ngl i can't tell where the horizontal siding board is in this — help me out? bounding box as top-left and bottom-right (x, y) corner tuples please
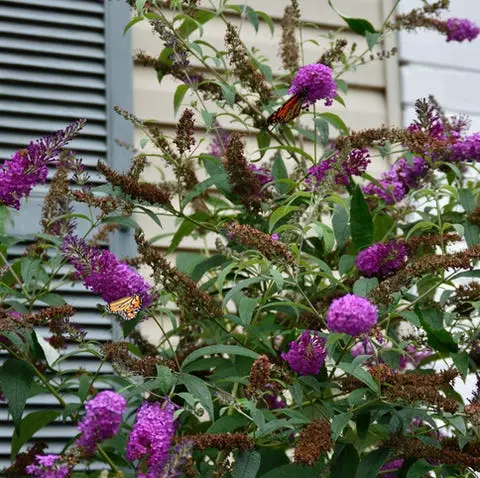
(401, 64), (480, 116)
(0, 21), (104, 44)
(3, 0), (104, 14)
(133, 18), (385, 88)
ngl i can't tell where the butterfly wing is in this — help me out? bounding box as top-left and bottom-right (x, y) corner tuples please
(106, 295), (142, 320)
(266, 93), (305, 126)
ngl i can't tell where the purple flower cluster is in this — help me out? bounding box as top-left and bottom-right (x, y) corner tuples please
(379, 458), (404, 478)
(450, 132), (480, 162)
(355, 241), (408, 278)
(127, 400), (177, 478)
(281, 330), (327, 376)
(0, 120), (86, 210)
(326, 294), (378, 336)
(264, 383), (286, 409)
(61, 235), (152, 305)
(400, 345), (433, 369)
(289, 63), (336, 106)
(248, 163), (273, 185)
(158, 441), (194, 478)
(77, 391), (126, 454)
(207, 128), (231, 158)
(306, 148), (370, 189)
(363, 156), (428, 204)
(444, 18), (480, 42)
(26, 455), (69, 478)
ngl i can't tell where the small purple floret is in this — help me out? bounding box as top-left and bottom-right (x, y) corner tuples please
(450, 133), (480, 162)
(289, 63), (336, 106)
(26, 454), (69, 478)
(355, 241), (408, 278)
(77, 390), (126, 454)
(380, 458), (404, 478)
(326, 294), (378, 336)
(281, 330), (327, 375)
(444, 18), (480, 42)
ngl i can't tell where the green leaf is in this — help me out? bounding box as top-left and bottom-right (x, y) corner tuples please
(355, 448), (390, 478)
(318, 112), (349, 135)
(336, 79), (348, 94)
(181, 178), (216, 210)
(459, 188), (476, 213)
(452, 351), (469, 381)
(257, 130), (271, 158)
(21, 257), (41, 288)
(315, 117), (329, 146)
(269, 206), (298, 232)
(153, 365), (173, 394)
(353, 277), (378, 297)
(331, 444), (359, 478)
(11, 410), (60, 460)
(448, 415), (466, 436)
(182, 373), (214, 420)
(272, 154), (289, 194)
(181, 345), (259, 369)
(174, 84), (189, 115)
(34, 331), (60, 368)
(38, 293), (66, 306)
(167, 211), (210, 254)
(200, 154), (232, 194)
(355, 413), (370, 441)
(136, 205), (163, 228)
(406, 459), (432, 478)
(102, 215), (139, 229)
(123, 15), (144, 35)
(239, 296), (260, 327)
(366, 32), (381, 50)
(256, 11), (275, 35)
(177, 10), (216, 37)
(223, 277), (265, 306)
(339, 254), (356, 275)
(0, 359), (34, 430)
(350, 185), (373, 250)
(416, 306), (458, 354)
(465, 223), (480, 247)
(221, 83), (236, 106)
(332, 412), (352, 441)
(201, 110), (215, 128)
(406, 220), (438, 239)
(208, 414), (250, 433)
(343, 17), (376, 36)
(338, 362), (378, 392)
(260, 464), (320, 478)
(332, 205), (350, 249)
(233, 450), (261, 478)
(78, 374), (90, 401)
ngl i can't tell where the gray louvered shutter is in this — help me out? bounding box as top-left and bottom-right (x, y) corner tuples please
(0, 0), (133, 467)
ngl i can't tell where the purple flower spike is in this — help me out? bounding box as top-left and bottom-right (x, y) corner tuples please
(26, 454), (69, 478)
(281, 330), (327, 375)
(444, 18), (480, 42)
(61, 234), (152, 306)
(450, 133), (480, 162)
(0, 120), (86, 209)
(379, 458), (404, 478)
(248, 163), (273, 185)
(289, 63), (336, 106)
(127, 401), (177, 477)
(355, 241), (408, 278)
(326, 294), (378, 336)
(77, 391), (127, 455)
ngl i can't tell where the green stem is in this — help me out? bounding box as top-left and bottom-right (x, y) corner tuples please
(97, 444), (122, 475)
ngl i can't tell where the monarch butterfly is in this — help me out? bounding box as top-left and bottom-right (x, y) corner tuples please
(266, 91), (307, 127)
(105, 294), (142, 320)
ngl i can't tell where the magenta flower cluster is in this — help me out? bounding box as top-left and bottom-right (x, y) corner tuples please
(0, 120), (85, 210)
(363, 156), (428, 204)
(248, 163), (274, 185)
(326, 294), (378, 336)
(77, 390), (127, 454)
(355, 241), (408, 278)
(127, 400), (177, 478)
(289, 63), (337, 106)
(380, 458), (405, 478)
(306, 148), (370, 189)
(281, 330), (327, 375)
(444, 18), (480, 42)
(26, 455), (69, 478)
(61, 235), (152, 305)
(450, 132), (480, 162)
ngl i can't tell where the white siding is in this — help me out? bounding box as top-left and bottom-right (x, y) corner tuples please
(399, 0), (480, 129)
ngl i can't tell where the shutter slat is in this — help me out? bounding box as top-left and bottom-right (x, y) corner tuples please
(0, 116), (106, 136)
(2, 0), (104, 14)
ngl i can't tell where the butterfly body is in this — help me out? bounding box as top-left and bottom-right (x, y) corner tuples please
(266, 92), (307, 127)
(106, 294), (142, 320)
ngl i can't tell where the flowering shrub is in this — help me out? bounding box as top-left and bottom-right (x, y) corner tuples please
(2, 1), (480, 477)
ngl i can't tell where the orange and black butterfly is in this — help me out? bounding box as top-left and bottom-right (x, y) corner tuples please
(105, 294), (142, 320)
(266, 91), (307, 127)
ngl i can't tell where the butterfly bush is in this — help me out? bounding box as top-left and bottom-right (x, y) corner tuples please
(3, 1), (480, 477)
